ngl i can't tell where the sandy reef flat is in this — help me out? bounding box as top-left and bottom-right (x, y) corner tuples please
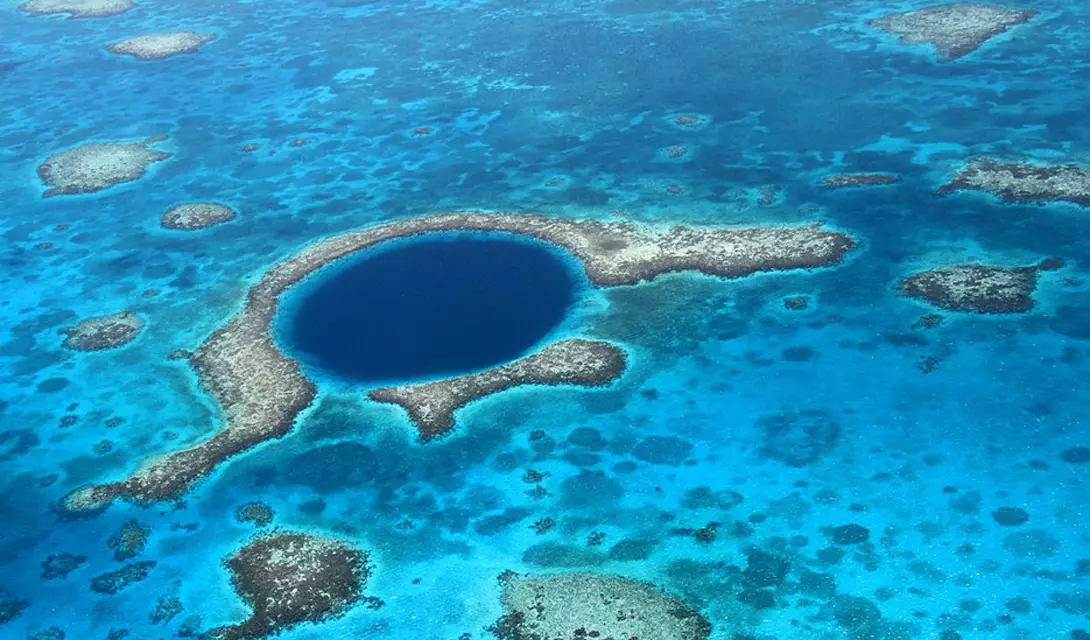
(107, 32), (218, 61)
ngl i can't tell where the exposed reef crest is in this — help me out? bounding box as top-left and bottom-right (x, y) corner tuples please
(107, 32), (217, 61)
(370, 338), (627, 441)
(38, 137), (170, 197)
(940, 157), (1090, 207)
(62, 211), (854, 513)
(868, 3), (1035, 61)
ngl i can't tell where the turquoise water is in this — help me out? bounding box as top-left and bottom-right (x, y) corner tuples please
(2, 0), (1090, 639)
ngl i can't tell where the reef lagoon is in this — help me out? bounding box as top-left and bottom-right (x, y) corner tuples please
(2, 0), (1090, 639)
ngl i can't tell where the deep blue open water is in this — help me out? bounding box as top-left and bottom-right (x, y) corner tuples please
(2, 0), (1090, 639)
(279, 235), (580, 384)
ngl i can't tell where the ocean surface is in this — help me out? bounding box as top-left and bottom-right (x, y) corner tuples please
(2, 0), (1089, 639)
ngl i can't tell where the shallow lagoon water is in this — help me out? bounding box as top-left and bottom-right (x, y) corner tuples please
(1, 0), (1090, 639)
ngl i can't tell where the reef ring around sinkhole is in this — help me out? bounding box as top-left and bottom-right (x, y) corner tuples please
(61, 210), (856, 515)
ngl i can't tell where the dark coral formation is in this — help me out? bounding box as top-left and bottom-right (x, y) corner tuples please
(108, 520), (150, 561)
(370, 339), (626, 441)
(90, 561), (156, 594)
(490, 571), (711, 640)
(160, 202), (237, 230)
(19, 0), (134, 17)
(60, 311), (144, 351)
(783, 295), (810, 311)
(208, 532), (370, 640)
(939, 157), (1090, 207)
(41, 553), (87, 579)
(868, 3), (1036, 61)
(0, 597), (29, 624)
(899, 260), (1058, 313)
(235, 501), (275, 527)
(821, 173), (900, 189)
(758, 409), (841, 467)
(38, 137), (171, 197)
(62, 212), (854, 512)
(107, 32), (218, 61)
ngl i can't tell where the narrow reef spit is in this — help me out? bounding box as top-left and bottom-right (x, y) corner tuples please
(490, 571), (711, 640)
(107, 32), (217, 61)
(38, 137), (170, 197)
(939, 157), (1090, 207)
(160, 202), (237, 230)
(208, 532), (370, 640)
(868, 3), (1036, 61)
(19, 0), (134, 18)
(821, 173), (900, 189)
(370, 338), (626, 441)
(61, 311), (144, 351)
(61, 211), (854, 513)
(899, 259), (1061, 313)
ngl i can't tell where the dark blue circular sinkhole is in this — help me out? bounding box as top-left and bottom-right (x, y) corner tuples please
(278, 233), (581, 384)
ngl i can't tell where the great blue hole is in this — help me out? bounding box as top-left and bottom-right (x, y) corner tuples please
(277, 233), (581, 384)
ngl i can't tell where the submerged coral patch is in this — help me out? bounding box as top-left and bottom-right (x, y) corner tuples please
(898, 260), (1057, 313)
(490, 571), (711, 640)
(107, 32), (217, 61)
(939, 157), (1090, 207)
(369, 339), (626, 441)
(38, 138), (170, 197)
(868, 3), (1036, 61)
(209, 531), (370, 639)
(61, 311), (144, 351)
(19, 0), (134, 18)
(62, 211), (854, 512)
(160, 202), (237, 230)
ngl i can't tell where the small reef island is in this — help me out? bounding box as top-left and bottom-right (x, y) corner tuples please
(38, 137), (170, 197)
(60, 311), (145, 351)
(868, 3), (1036, 61)
(19, 0), (134, 18)
(899, 259), (1062, 313)
(62, 211), (855, 514)
(107, 32), (218, 61)
(208, 531), (370, 639)
(161, 202), (237, 230)
(370, 338), (627, 441)
(490, 571), (711, 640)
(939, 157), (1090, 207)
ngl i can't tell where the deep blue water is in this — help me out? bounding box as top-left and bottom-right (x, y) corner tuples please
(280, 235), (578, 383)
(1, 0), (1090, 639)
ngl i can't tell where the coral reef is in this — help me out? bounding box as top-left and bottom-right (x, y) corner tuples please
(759, 409), (841, 467)
(90, 561), (156, 594)
(370, 339), (626, 441)
(489, 571), (711, 640)
(107, 32), (217, 61)
(108, 520), (150, 561)
(19, 0), (134, 18)
(821, 173), (900, 189)
(41, 553), (87, 579)
(60, 311), (144, 351)
(939, 157), (1090, 207)
(160, 202), (237, 230)
(868, 3), (1036, 61)
(0, 598), (29, 624)
(38, 138), (171, 197)
(235, 501), (275, 527)
(62, 211), (854, 512)
(208, 531), (370, 639)
(898, 260), (1059, 313)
